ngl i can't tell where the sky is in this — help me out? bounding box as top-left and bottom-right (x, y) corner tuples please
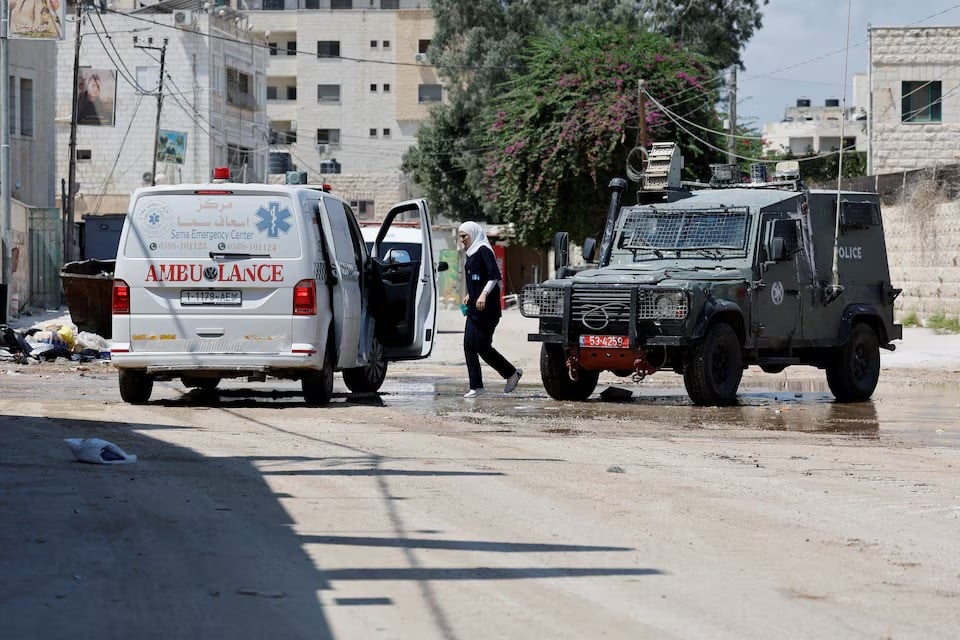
(738, 0), (960, 127)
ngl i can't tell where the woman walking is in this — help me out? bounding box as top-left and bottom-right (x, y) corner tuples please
(458, 221), (521, 398)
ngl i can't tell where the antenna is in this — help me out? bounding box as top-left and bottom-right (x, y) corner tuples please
(830, 0), (854, 293)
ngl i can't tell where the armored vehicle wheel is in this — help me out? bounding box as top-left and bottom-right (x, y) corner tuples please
(759, 364), (787, 374)
(180, 375), (220, 390)
(541, 344), (599, 401)
(119, 369), (154, 404)
(826, 322), (880, 402)
(302, 356), (334, 406)
(683, 322), (743, 406)
(342, 338), (388, 393)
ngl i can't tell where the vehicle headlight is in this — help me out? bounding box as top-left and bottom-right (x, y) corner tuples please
(642, 291), (688, 320)
(521, 285), (564, 318)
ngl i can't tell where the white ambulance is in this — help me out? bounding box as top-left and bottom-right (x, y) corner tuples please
(111, 171), (442, 405)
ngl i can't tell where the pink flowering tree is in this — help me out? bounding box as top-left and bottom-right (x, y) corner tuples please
(482, 26), (722, 247)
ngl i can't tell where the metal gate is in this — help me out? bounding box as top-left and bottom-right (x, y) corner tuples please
(28, 207), (62, 310)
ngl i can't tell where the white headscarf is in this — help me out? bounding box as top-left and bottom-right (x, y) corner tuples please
(458, 221), (493, 257)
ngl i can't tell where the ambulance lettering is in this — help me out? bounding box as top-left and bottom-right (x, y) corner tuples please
(145, 263), (284, 282)
(838, 246), (862, 260)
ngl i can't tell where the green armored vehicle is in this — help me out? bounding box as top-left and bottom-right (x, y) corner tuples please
(521, 144), (902, 406)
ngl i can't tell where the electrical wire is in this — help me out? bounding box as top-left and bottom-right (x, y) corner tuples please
(643, 88), (764, 141)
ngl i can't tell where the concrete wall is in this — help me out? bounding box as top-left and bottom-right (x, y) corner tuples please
(884, 198), (960, 318)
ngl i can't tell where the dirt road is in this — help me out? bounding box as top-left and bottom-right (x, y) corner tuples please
(0, 310), (957, 639)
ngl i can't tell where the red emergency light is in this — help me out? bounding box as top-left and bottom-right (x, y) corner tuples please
(212, 167), (231, 180)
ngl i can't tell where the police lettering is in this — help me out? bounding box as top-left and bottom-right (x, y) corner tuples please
(838, 246), (862, 260)
(145, 263), (284, 282)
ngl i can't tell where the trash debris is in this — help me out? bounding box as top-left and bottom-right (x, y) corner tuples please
(65, 438), (137, 465)
(600, 386), (634, 402)
(607, 465), (626, 474)
(236, 589), (287, 598)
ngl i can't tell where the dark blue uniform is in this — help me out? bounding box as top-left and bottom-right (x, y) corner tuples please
(463, 246), (516, 390)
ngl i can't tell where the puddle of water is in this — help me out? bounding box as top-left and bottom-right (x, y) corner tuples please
(414, 377), (960, 447)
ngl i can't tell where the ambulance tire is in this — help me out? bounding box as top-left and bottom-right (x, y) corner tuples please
(342, 339), (388, 393)
(302, 359), (334, 407)
(119, 369), (154, 404)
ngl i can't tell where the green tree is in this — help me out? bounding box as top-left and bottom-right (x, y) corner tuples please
(482, 26), (721, 247)
(402, 0), (767, 228)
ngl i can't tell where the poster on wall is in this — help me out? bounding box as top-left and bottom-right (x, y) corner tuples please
(76, 68), (116, 126)
(157, 130), (187, 165)
(9, 0), (65, 39)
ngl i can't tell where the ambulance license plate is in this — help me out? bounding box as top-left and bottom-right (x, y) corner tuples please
(579, 335), (629, 348)
(181, 290), (242, 306)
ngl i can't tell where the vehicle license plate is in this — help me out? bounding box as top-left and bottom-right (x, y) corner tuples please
(579, 335), (630, 348)
(180, 290), (241, 306)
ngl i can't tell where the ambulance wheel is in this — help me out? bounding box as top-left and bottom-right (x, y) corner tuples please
(826, 322), (880, 402)
(180, 375), (220, 391)
(342, 338), (388, 393)
(119, 369), (153, 404)
(302, 360), (334, 407)
(683, 322), (742, 406)
(541, 344), (599, 401)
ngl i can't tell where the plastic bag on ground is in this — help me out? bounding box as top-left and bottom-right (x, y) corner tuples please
(65, 438), (137, 464)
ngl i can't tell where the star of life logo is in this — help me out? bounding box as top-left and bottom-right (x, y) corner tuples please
(133, 200), (173, 237)
(255, 202), (293, 239)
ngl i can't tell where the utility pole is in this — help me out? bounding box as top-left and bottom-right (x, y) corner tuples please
(1, 0), (11, 317)
(134, 36), (168, 186)
(66, 0), (84, 264)
(727, 67), (737, 164)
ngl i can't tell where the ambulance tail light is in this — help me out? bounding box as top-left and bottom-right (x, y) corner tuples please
(113, 279), (130, 315)
(293, 279), (316, 315)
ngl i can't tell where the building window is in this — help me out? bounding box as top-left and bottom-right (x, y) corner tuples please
(262, 0), (284, 8)
(316, 128), (341, 147)
(370, 83), (377, 92)
(317, 41), (340, 59)
(418, 39), (431, 54)
(286, 41), (297, 56)
(370, 40), (378, 48)
(266, 86), (278, 100)
(418, 84), (442, 103)
(331, 0), (352, 8)
(305, 0), (319, 8)
(382, 40), (390, 49)
(77, 149), (92, 161)
(320, 159), (341, 174)
(227, 144), (253, 177)
(286, 86), (297, 100)
(350, 199), (375, 219)
(380, 0), (398, 9)
(317, 84), (341, 102)
(225, 67), (255, 109)
(382, 128), (391, 137)
(383, 83), (391, 93)
(369, 128), (377, 137)
(268, 42), (278, 55)
(902, 81), (942, 123)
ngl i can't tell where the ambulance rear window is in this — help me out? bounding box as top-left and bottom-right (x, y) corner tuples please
(123, 194), (303, 259)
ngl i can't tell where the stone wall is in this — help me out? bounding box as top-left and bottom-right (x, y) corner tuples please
(884, 196), (960, 318)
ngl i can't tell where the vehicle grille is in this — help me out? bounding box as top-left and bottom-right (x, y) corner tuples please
(570, 287), (688, 334)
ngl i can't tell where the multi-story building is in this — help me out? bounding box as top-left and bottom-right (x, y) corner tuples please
(762, 97), (866, 157)
(868, 26), (960, 175)
(7, 38), (58, 315)
(55, 1), (268, 219)
(246, 0), (439, 220)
